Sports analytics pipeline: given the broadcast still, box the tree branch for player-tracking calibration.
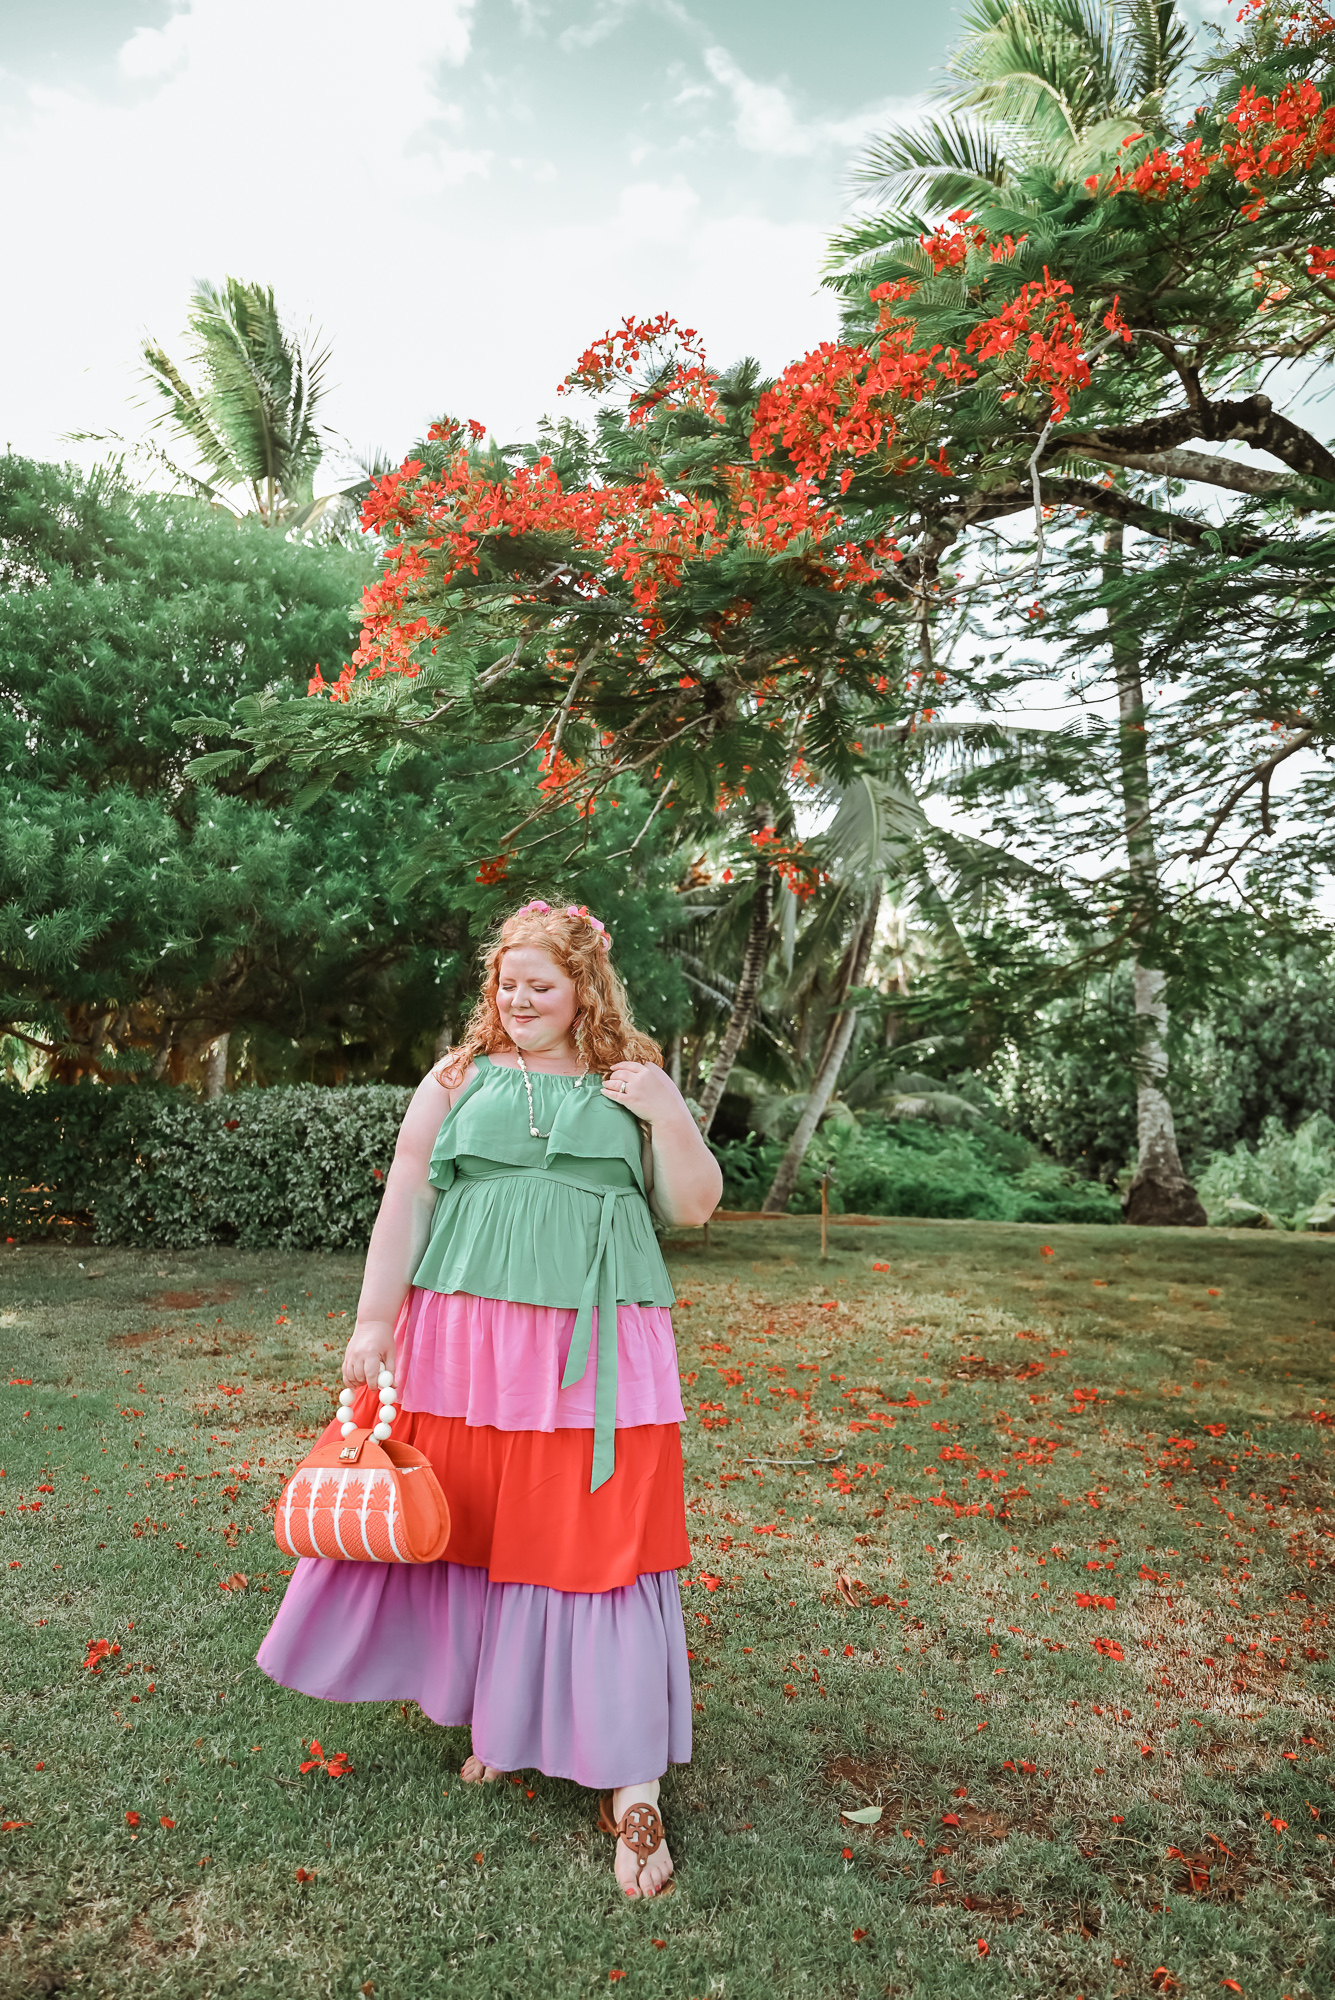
[1054,441,1298,497]
[1185,730,1314,861]
[1056,392,1335,486]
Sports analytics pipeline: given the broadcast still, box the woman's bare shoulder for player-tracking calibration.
[429,1056,480,1108]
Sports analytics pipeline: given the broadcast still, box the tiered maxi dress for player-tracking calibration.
[256,1055,693,1787]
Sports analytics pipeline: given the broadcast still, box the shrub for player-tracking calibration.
[0,1083,410,1250]
[711,1116,1121,1225]
[1195,1113,1335,1228]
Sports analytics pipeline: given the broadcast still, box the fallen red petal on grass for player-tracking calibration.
[159,1817,175,1829]
[125,1812,140,1828]
[609,1974,626,1984]
[473,1851,484,1865]
[977,1939,990,1956]
[931,1868,946,1885]
[841,1846,853,1860]
[1221,1983,1242,1995]
[295,1867,317,1884]
[852,1928,868,1942]
[1,1820,32,1831]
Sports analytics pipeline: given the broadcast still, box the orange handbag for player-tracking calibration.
[273,1375,450,1564]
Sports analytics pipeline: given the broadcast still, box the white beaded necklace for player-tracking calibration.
[513,1047,589,1139]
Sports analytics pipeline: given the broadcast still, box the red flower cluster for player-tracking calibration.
[1093,134,1217,201]
[965,272,1128,423]
[920,209,1025,271]
[749,822,826,901]
[559,312,717,429]
[1224,77,1335,210]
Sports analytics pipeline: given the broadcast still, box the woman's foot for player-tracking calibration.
[611,1780,674,1899]
[460,1752,502,1783]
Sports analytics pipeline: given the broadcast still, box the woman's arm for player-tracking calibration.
[606,1063,721,1227]
[341,1065,466,1387]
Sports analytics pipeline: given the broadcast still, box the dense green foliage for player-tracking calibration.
[0,456,690,1088]
[1196,1113,1335,1230]
[988,950,1335,1183]
[713,1112,1121,1224]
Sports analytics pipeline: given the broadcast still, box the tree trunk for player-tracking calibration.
[1106,522,1205,1227]
[204,1033,229,1100]
[762,888,881,1213]
[697,858,772,1135]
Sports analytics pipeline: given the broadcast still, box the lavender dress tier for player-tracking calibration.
[256,1557,692,1787]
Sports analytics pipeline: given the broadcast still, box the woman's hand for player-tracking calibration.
[342,1321,396,1390]
[601,1061,685,1126]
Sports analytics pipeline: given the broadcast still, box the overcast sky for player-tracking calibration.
[2,0,969,473]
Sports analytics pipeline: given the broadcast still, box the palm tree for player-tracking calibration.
[826,0,1191,308]
[138,277,332,527]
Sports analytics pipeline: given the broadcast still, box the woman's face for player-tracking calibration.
[496,946,580,1057]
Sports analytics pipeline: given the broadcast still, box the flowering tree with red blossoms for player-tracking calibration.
[223,2,1335,814]
[208,0,1335,1206]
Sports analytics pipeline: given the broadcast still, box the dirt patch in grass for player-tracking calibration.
[140,1287,240,1311]
[108,1323,175,1349]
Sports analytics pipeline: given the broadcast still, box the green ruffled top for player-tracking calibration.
[411,1055,676,1490]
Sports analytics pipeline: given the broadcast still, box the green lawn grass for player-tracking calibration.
[1,1220,1332,1999]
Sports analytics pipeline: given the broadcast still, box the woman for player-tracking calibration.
[257,899,721,1899]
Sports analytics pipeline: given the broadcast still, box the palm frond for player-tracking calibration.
[850,113,1012,210]
[1114,0,1190,110]
[138,339,240,490]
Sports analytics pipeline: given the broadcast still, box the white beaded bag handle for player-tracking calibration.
[336,1367,398,1440]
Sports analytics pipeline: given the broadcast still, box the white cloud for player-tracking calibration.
[615,176,700,240]
[0,0,849,473]
[558,0,638,52]
[702,43,918,159]
[119,16,193,80]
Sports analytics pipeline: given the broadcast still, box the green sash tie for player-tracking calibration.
[560,1186,626,1493]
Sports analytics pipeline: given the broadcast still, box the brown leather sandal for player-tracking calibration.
[598,1793,674,1894]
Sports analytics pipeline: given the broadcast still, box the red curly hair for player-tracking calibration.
[436,901,661,1083]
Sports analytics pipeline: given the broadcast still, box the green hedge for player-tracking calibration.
[1,1082,1122,1251]
[0,1084,410,1251]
